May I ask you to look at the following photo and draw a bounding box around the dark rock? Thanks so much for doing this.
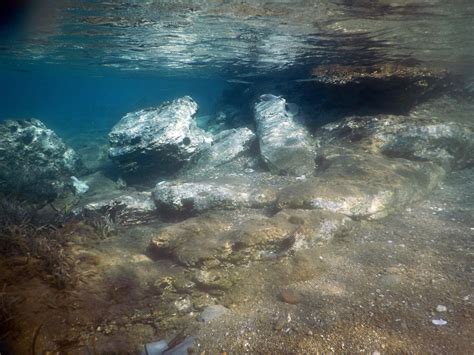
[279,289,302,304]
[311,64,449,86]
[108,96,212,177]
[254,94,315,176]
[308,64,450,114]
[0,119,82,203]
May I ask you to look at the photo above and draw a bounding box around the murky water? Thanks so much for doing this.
[0,1,472,353]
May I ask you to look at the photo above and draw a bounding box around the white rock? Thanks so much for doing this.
[71,176,89,194]
[436,305,447,312]
[431,319,447,326]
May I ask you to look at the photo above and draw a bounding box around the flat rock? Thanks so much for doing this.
[254,94,315,176]
[277,151,445,219]
[108,96,212,176]
[0,119,82,203]
[152,176,277,215]
[147,209,351,267]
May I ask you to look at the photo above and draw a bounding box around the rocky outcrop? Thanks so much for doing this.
[108,96,213,176]
[152,176,277,215]
[311,64,449,86]
[317,114,474,170]
[0,119,82,203]
[254,94,315,176]
[148,209,352,267]
[277,150,445,219]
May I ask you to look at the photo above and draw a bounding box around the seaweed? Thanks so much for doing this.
[0,284,19,340]
[0,199,78,290]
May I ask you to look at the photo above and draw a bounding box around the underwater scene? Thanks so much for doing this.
[0,0,473,353]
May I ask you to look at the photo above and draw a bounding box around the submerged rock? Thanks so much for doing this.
[152,177,276,216]
[77,191,157,225]
[277,151,445,219]
[317,113,474,170]
[108,96,213,177]
[254,94,315,176]
[0,119,82,203]
[148,209,351,267]
[184,127,259,177]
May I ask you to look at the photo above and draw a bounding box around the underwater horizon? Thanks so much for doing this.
[0,1,473,353]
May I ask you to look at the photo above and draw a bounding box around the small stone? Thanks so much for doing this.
[279,289,302,304]
[436,305,447,312]
[273,317,286,331]
[432,319,447,326]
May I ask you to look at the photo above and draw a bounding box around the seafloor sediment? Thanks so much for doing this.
[0,71,472,353]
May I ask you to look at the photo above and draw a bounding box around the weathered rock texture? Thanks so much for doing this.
[0,119,82,203]
[277,149,445,219]
[77,192,157,225]
[254,94,315,176]
[147,96,473,269]
[148,209,352,267]
[182,127,259,178]
[317,114,474,170]
[153,177,277,216]
[108,96,212,176]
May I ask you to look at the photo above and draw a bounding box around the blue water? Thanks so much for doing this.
[0,62,227,136]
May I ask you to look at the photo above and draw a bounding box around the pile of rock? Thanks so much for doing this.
[5,91,470,274]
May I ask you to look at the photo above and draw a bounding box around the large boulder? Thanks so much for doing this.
[0,119,82,203]
[254,94,315,176]
[108,96,213,176]
[192,128,257,169]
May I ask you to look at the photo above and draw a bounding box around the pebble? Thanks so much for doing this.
[274,317,286,331]
[432,319,448,326]
[279,289,302,304]
[436,305,447,312]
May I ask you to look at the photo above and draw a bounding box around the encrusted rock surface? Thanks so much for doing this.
[153,177,277,215]
[0,119,82,203]
[77,192,157,225]
[254,94,315,176]
[311,64,449,86]
[317,113,474,170]
[148,209,352,267]
[108,96,213,176]
[278,150,445,219]
[183,127,259,178]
